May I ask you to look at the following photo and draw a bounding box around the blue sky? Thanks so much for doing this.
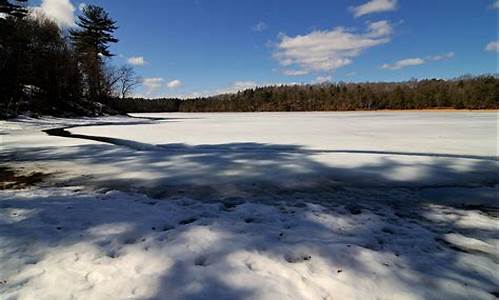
[31,0,499,98]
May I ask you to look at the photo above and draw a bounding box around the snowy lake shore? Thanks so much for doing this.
[0,112,498,299]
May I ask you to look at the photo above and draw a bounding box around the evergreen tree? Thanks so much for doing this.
[70,5,118,101]
[0,0,27,18]
[0,0,28,114]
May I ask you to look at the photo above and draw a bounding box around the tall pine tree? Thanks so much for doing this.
[70,5,118,101]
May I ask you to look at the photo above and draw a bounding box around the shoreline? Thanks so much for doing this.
[360,108,498,112]
[2,108,497,120]
[150,108,499,114]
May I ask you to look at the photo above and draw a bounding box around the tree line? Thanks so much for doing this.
[115,75,498,113]
[0,0,140,118]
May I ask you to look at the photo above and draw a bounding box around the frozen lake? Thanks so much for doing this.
[2,111,498,199]
[59,112,498,196]
[80,111,497,156]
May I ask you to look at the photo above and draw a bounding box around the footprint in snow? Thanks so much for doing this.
[162,224,174,231]
[194,255,210,267]
[179,217,197,225]
[221,198,245,211]
[245,260,256,271]
[179,218,198,225]
[346,205,362,215]
[284,253,312,263]
[106,249,119,258]
[24,256,38,265]
[123,237,138,244]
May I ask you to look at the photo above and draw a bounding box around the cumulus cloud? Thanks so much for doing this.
[350,0,397,18]
[127,56,147,66]
[314,75,332,83]
[156,81,307,99]
[178,81,259,98]
[382,52,453,70]
[31,0,76,27]
[283,69,309,76]
[215,81,258,94]
[167,79,183,89]
[137,78,184,97]
[142,77,164,96]
[252,21,268,32]
[485,41,499,52]
[274,20,392,75]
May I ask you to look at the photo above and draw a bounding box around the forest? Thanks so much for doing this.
[1,0,498,118]
[178,75,499,112]
[0,0,140,118]
[113,75,499,113]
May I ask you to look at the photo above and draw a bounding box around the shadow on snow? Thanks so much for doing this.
[0,129,498,299]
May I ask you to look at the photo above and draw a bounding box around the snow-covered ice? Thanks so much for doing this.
[0,112,498,299]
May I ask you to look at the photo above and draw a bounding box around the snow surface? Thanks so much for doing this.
[0,112,498,299]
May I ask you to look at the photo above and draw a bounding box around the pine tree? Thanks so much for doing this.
[0,0,28,114]
[70,5,118,100]
[0,0,27,18]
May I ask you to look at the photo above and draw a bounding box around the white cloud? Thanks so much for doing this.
[314,75,332,83]
[167,79,183,89]
[142,77,164,96]
[216,81,258,94]
[178,81,258,98]
[485,41,499,52]
[381,58,424,70]
[428,52,454,61]
[252,21,268,32]
[350,0,397,18]
[381,52,453,70]
[78,3,86,12]
[346,71,357,77]
[155,81,308,99]
[31,0,76,27]
[274,20,392,75]
[283,69,309,76]
[127,56,147,66]
[366,20,393,37]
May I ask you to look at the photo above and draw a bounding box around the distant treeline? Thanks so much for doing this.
[111,75,499,113]
[107,98,181,113]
